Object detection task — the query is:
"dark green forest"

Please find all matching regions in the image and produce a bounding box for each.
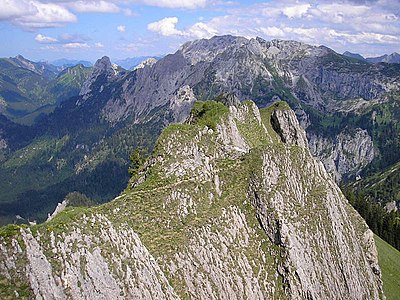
[343,187,400,251]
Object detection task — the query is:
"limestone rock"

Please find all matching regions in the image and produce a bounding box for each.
[270,105,308,148]
[308,129,375,182]
[0,101,384,299]
[134,58,157,71]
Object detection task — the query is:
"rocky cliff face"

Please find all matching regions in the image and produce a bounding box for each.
[101,35,398,120]
[308,129,375,182]
[0,101,384,299]
[75,36,398,181]
[78,56,125,103]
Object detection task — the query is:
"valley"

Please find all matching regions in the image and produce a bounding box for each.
[0,34,399,299]
[1,36,399,226]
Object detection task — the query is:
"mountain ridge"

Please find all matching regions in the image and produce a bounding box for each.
[0,99,384,299]
[0,35,399,225]
[0,56,91,123]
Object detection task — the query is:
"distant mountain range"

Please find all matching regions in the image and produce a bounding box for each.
[51,58,93,68]
[49,56,164,70]
[0,38,399,300]
[343,51,400,64]
[114,55,163,69]
[0,55,92,124]
[0,37,399,226]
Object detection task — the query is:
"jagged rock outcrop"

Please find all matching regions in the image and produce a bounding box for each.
[0,101,384,299]
[2,35,398,227]
[46,200,68,222]
[56,36,399,183]
[0,137,6,150]
[79,56,124,103]
[384,201,398,212]
[133,58,158,71]
[94,35,381,121]
[166,85,197,124]
[308,129,375,182]
[271,106,308,148]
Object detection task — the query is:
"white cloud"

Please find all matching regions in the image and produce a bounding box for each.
[0,0,35,20]
[283,4,311,18]
[40,45,58,51]
[309,3,370,23]
[179,0,400,56]
[63,42,90,48]
[67,1,120,13]
[187,22,218,39]
[328,30,400,44]
[95,42,104,48]
[12,1,77,28]
[259,26,285,38]
[139,0,207,9]
[148,17,218,39]
[117,25,126,32]
[147,17,183,36]
[35,33,58,43]
[284,27,320,38]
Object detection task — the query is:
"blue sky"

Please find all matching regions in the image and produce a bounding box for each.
[0,0,399,62]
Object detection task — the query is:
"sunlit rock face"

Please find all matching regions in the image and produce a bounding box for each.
[0,101,383,299]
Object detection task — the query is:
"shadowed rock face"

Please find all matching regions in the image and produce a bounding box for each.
[271,107,308,148]
[0,101,384,299]
[308,129,375,182]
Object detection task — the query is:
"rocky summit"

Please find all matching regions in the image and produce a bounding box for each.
[0,100,383,299]
[75,35,399,181]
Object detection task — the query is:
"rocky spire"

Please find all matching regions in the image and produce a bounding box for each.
[78,56,119,103]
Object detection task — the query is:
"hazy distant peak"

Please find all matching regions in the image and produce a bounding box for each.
[366,52,400,64]
[12,54,36,71]
[343,51,366,61]
[15,54,27,61]
[384,52,400,63]
[51,58,93,68]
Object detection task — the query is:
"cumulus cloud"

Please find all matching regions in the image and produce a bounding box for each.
[95,42,104,48]
[182,0,400,55]
[0,0,204,31]
[117,25,126,32]
[328,30,400,44]
[0,0,131,29]
[283,4,311,18]
[0,0,35,20]
[309,3,371,24]
[258,26,285,38]
[187,22,218,39]
[148,17,183,36]
[67,1,120,13]
[63,42,90,49]
[148,17,218,39]
[5,1,77,29]
[35,33,58,43]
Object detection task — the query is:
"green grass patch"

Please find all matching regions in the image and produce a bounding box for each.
[0,224,26,238]
[375,234,400,300]
[190,100,229,130]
